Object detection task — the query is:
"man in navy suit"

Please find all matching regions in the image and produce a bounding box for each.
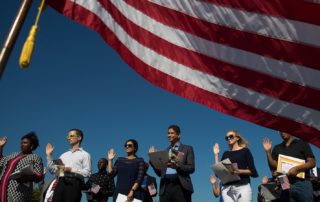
[149,125,195,202]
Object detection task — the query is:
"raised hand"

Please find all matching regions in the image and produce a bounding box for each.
[0,136,8,147]
[46,143,54,156]
[149,146,156,153]
[108,148,116,160]
[210,175,217,185]
[262,138,272,152]
[213,143,220,155]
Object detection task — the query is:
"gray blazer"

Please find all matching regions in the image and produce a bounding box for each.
[150,143,195,195]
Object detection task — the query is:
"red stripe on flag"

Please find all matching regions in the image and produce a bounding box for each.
[127,0,320,71]
[202,0,320,26]
[99,0,320,110]
[46,0,320,147]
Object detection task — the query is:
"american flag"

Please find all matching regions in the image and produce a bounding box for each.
[46,0,320,147]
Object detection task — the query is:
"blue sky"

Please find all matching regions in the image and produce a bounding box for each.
[1,1,319,202]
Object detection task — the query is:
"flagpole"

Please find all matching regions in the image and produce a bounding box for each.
[0,0,33,79]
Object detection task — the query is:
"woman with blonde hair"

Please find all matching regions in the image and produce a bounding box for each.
[220,130,258,202]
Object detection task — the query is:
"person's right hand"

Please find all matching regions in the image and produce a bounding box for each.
[210,175,217,185]
[261,176,269,184]
[108,148,116,160]
[64,167,72,173]
[0,136,7,147]
[46,143,54,156]
[262,138,272,152]
[149,146,156,153]
[213,143,219,155]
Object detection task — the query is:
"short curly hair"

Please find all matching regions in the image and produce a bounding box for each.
[21,132,39,151]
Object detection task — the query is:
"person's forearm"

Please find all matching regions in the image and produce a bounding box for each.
[177,162,195,174]
[131,182,139,191]
[149,161,161,177]
[296,158,316,172]
[212,184,220,197]
[266,151,277,169]
[46,155,57,174]
[72,167,91,177]
[214,154,219,164]
[107,160,113,173]
[237,169,253,175]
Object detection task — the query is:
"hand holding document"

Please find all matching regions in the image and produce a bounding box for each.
[276,154,305,178]
[91,183,101,194]
[10,164,34,180]
[116,193,142,202]
[212,158,240,184]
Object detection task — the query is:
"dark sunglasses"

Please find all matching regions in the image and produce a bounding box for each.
[225,135,235,141]
[124,144,134,148]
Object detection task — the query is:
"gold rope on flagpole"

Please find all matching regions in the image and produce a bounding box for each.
[19,0,45,68]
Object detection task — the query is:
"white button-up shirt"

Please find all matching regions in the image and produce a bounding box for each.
[47,148,91,177]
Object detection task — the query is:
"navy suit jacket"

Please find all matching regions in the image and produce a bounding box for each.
[150,143,195,195]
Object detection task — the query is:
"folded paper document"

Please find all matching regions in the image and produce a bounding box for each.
[277,154,305,178]
[116,193,142,202]
[148,150,169,170]
[212,158,240,184]
[10,164,34,180]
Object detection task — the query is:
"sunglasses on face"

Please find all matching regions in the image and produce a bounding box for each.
[225,134,235,141]
[67,134,80,139]
[124,144,134,148]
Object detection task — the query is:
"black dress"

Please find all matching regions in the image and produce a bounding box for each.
[109,157,144,202]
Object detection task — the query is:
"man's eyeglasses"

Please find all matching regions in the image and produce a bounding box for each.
[225,135,235,141]
[124,144,134,148]
[67,134,80,139]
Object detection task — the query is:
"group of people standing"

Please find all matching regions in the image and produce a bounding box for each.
[0,126,317,202]
[210,130,317,202]
[0,125,194,202]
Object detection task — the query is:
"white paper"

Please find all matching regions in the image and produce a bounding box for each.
[10,164,34,180]
[212,158,240,184]
[116,193,142,202]
[311,166,318,177]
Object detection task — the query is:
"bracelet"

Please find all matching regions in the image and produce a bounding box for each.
[131,189,135,192]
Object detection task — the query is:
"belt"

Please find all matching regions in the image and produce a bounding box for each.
[62,172,84,180]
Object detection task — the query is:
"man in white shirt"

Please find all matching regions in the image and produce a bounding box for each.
[46,128,91,202]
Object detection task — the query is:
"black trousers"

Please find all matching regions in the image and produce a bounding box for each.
[52,177,83,202]
[160,182,192,202]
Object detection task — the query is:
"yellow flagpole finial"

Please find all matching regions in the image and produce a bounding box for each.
[19,25,37,68]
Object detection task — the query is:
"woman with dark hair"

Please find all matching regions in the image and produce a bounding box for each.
[219,130,258,202]
[107,139,144,202]
[0,132,44,202]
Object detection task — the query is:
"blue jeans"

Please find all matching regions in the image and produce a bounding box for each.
[280,180,313,202]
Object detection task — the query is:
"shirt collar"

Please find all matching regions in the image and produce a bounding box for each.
[69,147,83,153]
[171,142,181,149]
[281,139,297,147]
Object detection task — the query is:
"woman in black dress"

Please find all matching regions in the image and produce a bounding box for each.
[108,139,144,202]
[220,130,258,202]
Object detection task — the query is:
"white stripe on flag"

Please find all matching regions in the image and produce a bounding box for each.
[150,0,320,47]
[111,0,320,90]
[69,0,320,130]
